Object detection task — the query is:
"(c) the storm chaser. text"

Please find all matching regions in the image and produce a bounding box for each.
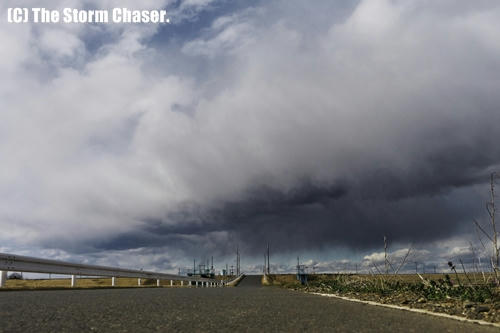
[7,8,170,24]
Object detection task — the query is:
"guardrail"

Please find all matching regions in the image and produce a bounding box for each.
[0,252,220,288]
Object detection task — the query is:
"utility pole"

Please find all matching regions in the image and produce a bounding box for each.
[236,246,240,276]
[193,259,196,276]
[267,243,270,275]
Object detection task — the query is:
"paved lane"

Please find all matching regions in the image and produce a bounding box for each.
[235,274,262,287]
[0,276,497,332]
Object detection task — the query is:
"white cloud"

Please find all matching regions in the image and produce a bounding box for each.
[181,9,259,58]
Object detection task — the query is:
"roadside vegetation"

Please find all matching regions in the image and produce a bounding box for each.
[271,273,500,323]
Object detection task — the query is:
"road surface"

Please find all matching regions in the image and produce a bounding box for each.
[0,275,497,332]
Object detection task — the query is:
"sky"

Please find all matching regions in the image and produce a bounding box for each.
[1,0,500,275]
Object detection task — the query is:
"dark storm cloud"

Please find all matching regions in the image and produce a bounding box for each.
[98,162,493,257]
[96,100,500,257]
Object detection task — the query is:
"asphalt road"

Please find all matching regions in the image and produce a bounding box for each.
[0,275,497,332]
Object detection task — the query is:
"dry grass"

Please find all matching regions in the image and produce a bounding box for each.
[0,276,227,291]
[1,275,228,290]
[272,273,500,291]
[1,277,190,290]
[273,273,498,286]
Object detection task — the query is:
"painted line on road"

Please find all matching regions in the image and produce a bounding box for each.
[310,292,500,329]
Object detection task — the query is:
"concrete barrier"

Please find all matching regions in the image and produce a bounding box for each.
[226,274,245,287]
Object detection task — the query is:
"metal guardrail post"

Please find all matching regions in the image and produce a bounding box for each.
[0,270,6,287]
[71,275,76,287]
[112,277,116,286]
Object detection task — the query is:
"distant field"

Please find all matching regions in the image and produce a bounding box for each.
[3,277,166,289]
[273,272,499,285]
[1,275,234,290]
